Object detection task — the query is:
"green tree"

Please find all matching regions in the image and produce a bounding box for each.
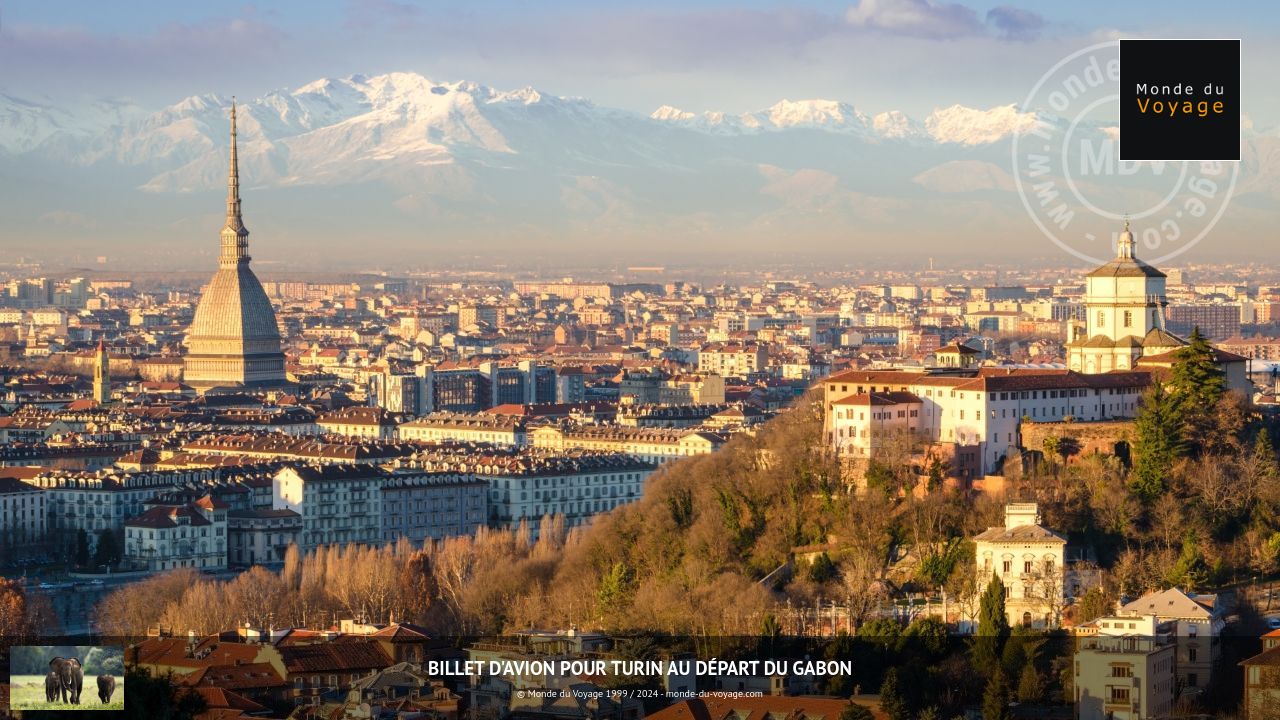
[982,670,1011,720]
[808,552,837,583]
[865,461,896,492]
[1017,664,1043,703]
[1169,327,1227,411]
[879,668,910,720]
[1131,381,1185,503]
[74,528,90,567]
[118,665,207,720]
[1168,327,1227,454]
[926,456,946,491]
[1042,436,1060,470]
[975,572,1010,670]
[1074,586,1115,625]
[1166,532,1209,591]
[94,529,120,567]
[760,613,782,639]
[596,562,634,615]
[840,704,875,720]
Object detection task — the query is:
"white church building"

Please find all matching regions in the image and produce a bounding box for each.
[1066,221,1186,373]
[824,222,1249,478]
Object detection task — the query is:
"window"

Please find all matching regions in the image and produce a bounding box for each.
[1097,310,1105,326]
[1109,687,1130,703]
[1123,310,1133,327]
[1188,647,1198,662]
[1024,560,1033,574]
[1002,560,1011,573]
[1111,665,1132,678]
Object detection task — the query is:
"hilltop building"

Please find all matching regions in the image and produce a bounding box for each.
[973,503,1067,629]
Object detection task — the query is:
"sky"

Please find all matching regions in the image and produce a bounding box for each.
[2,0,1279,270]
[3,0,1278,121]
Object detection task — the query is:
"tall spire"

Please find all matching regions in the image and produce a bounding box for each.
[219,97,250,268]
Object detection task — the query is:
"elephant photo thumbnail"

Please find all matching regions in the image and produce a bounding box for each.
[7,646,124,711]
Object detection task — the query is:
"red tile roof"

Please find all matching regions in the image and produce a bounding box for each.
[280,641,391,673]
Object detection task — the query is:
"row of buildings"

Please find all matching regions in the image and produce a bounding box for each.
[8,441,658,571]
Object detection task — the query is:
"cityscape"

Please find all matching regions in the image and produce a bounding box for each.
[3,2,1280,720]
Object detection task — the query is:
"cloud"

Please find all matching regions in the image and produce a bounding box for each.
[0,15,288,102]
[344,0,423,31]
[985,6,1045,41]
[845,0,983,40]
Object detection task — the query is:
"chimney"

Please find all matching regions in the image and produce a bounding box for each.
[186,629,197,657]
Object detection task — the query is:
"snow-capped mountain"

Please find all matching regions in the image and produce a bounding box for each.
[0,71,1272,264]
[0,72,1050,189]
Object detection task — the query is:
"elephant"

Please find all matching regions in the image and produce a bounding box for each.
[48,656,83,704]
[97,674,116,704]
[44,671,59,703]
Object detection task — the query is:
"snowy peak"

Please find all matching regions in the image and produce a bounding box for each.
[754,99,869,132]
[872,110,926,141]
[924,103,1042,146]
[648,99,1038,145]
[0,93,145,155]
[649,98,873,136]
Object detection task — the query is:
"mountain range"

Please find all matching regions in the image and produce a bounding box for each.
[1,71,1275,267]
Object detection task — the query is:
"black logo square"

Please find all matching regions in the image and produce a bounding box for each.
[1120,39,1240,161]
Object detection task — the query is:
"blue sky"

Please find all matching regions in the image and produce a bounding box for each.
[3,0,1277,120]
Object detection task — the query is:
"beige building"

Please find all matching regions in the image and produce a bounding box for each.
[316,407,399,440]
[823,368,1148,478]
[973,503,1066,629]
[398,412,528,446]
[124,495,228,572]
[1120,587,1224,693]
[529,425,725,465]
[828,390,922,459]
[1240,629,1280,720]
[1074,613,1177,720]
[698,342,767,378]
[273,464,384,551]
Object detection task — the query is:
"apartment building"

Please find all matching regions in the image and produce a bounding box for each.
[1074,614,1177,720]
[272,465,385,551]
[380,471,487,544]
[529,425,726,465]
[698,342,768,378]
[124,495,228,572]
[478,453,655,536]
[1120,588,1225,693]
[397,412,528,446]
[0,476,46,549]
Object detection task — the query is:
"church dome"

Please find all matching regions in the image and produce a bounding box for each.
[187,264,282,352]
[1086,221,1166,278]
